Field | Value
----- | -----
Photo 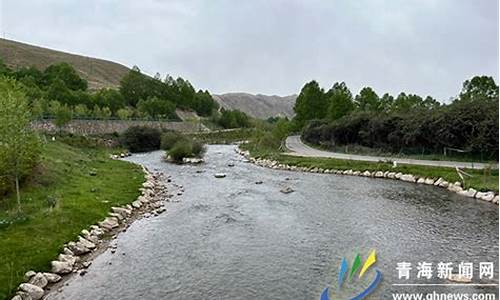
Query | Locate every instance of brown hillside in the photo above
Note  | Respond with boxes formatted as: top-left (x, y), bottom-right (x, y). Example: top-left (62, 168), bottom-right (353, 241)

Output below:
top-left (0, 38), bottom-right (130, 90)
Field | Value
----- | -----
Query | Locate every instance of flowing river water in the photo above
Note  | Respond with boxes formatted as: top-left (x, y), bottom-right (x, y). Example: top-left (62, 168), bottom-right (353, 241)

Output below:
top-left (48, 145), bottom-right (499, 299)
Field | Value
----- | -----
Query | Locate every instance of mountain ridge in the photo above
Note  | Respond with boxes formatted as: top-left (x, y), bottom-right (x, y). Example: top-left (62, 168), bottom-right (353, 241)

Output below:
top-left (212, 92), bottom-right (296, 119)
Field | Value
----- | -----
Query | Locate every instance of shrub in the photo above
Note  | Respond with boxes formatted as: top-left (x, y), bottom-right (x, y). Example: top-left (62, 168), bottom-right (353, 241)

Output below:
top-left (169, 140), bottom-right (193, 162)
top-left (191, 141), bottom-right (206, 157)
top-left (121, 126), bottom-right (161, 152)
top-left (160, 131), bottom-right (183, 150)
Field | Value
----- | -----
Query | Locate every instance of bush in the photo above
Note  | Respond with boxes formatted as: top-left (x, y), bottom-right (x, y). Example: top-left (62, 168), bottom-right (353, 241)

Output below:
top-left (191, 141), bottom-right (206, 157)
top-left (169, 140), bottom-right (193, 162)
top-left (167, 138), bottom-right (206, 163)
top-left (121, 126), bottom-right (161, 152)
top-left (160, 131), bottom-right (183, 150)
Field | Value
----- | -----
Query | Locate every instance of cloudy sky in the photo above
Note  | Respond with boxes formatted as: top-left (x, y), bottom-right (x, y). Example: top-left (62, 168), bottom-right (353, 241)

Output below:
top-left (0, 0), bottom-right (498, 101)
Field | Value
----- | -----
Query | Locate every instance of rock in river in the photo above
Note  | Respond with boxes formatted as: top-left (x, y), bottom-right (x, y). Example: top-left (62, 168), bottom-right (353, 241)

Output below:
top-left (280, 187), bottom-right (294, 194)
top-left (214, 173), bottom-right (226, 178)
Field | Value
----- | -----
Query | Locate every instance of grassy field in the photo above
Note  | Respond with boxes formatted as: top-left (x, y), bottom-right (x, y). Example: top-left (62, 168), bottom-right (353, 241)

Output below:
top-left (241, 143), bottom-right (499, 193)
top-left (0, 139), bottom-right (144, 299)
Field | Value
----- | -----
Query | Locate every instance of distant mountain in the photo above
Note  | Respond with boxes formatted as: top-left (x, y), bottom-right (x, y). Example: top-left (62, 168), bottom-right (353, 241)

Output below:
top-left (0, 38), bottom-right (130, 90)
top-left (212, 93), bottom-right (296, 119)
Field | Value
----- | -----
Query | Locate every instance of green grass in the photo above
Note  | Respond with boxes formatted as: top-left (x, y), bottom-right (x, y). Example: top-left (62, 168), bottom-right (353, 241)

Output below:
top-left (241, 143), bottom-right (499, 193)
top-left (0, 140), bottom-right (144, 299)
top-left (189, 128), bottom-right (255, 144)
top-left (305, 141), bottom-right (497, 164)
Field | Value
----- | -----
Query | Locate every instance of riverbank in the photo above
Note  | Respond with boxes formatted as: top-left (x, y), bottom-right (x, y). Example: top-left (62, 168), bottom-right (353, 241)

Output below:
top-left (237, 145), bottom-right (499, 203)
top-left (0, 140), bottom-right (149, 299)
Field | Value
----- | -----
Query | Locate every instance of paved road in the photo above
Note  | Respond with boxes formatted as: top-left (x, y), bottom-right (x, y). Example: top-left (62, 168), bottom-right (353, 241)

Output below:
top-left (285, 135), bottom-right (498, 170)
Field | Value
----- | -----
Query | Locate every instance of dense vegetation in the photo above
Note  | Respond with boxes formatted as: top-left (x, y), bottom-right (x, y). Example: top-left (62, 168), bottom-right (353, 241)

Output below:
top-left (160, 131), bottom-right (205, 162)
top-left (294, 76), bottom-right (499, 161)
top-left (121, 126), bottom-right (161, 153)
top-left (0, 59), bottom-right (219, 121)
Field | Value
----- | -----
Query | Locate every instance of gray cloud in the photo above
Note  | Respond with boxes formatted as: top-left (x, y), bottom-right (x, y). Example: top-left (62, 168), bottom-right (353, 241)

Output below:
top-left (1, 0), bottom-right (497, 101)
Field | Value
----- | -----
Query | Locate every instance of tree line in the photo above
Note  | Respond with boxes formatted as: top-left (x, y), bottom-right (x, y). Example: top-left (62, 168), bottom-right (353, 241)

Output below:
top-left (294, 76), bottom-right (499, 160)
top-left (0, 60), bottom-right (220, 121)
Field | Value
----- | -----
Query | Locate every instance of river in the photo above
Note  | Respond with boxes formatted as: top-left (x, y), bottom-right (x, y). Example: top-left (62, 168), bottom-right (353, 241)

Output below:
top-left (47, 145), bottom-right (499, 299)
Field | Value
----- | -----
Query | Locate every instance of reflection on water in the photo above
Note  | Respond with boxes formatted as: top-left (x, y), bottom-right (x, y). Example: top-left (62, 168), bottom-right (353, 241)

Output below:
top-left (48, 145), bottom-right (499, 300)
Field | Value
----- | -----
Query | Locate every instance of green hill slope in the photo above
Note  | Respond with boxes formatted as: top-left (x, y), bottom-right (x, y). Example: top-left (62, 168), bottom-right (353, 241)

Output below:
top-left (0, 38), bottom-right (130, 90)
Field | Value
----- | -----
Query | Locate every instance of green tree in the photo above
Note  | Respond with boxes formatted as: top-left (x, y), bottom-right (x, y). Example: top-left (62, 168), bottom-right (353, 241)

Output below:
top-left (54, 104), bottom-right (72, 131)
top-left (379, 93), bottom-right (394, 112)
top-left (119, 66), bottom-right (151, 107)
top-left (293, 80), bottom-right (327, 127)
top-left (0, 77), bottom-right (41, 211)
top-left (117, 107), bottom-right (134, 120)
top-left (354, 87), bottom-right (381, 111)
top-left (43, 62), bottom-right (87, 91)
top-left (326, 82), bottom-right (354, 121)
top-left (73, 104), bottom-right (89, 118)
top-left (93, 88), bottom-right (125, 114)
top-left (137, 97), bottom-right (176, 119)
top-left (459, 76), bottom-right (499, 102)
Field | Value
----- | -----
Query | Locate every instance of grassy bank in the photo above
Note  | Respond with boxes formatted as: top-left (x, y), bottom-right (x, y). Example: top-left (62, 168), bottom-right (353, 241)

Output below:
top-left (241, 142), bottom-right (499, 193)
top-left (0, 139), bottom-right (144, 298)
top-left (189, 128), bottom-right (255, 144)
top-left (304, 140), bottom-right (497, 164)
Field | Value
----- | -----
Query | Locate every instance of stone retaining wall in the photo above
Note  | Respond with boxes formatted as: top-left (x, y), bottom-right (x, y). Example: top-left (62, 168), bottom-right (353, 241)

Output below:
top-left (31, 119), bottom-right (206, 135)
top-left (235, 148), bottom-right (499, 205)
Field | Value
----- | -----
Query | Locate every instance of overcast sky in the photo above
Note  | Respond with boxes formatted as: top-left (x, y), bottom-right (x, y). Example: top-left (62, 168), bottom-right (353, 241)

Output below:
top-left (0, 0), bottom-right (498, 101)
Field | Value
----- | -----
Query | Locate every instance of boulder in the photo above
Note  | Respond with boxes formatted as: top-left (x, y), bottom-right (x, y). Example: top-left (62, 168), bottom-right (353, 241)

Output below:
top-left (362, 171), bottom-right (371, 177)
top-left (416, 177), bottom-right (425, 184)
top-left (10, 295), bottom-right (23, 300)
top-left (111, 207), bottom-right (131, 217)
top-left (280, 187), bottom-right (294, 194)
top-left (438, 181), bottom-right (449, 188)
top-left (400, 174), bottom-right (416, 182)
top-left (434, 178), bottom-right (444, 186)
top-left (352, 171), bottom-right (360, 176)
top-left (23, 270), bottom-right (36, 282)
top-left (492, 196), bottom-right (499, 204)
top-left (374, 171), bottom-right (384, 178)
top-left (183, 157), bottom-right (204, 164)
top-left (78, 236), bottom-right (96, 249)
top-left (131, 201), bottom-right (142, 209)
top-left (28, 273), bottom-right (47, 289)
top-left (447, 184), bottom-right (463, 193)
top-left (42, 272), bottom-right (61, 283)
top-left (67, 241), bottom-right (90, 255)
top-left (108, 212), bottom-right (124, 221)
top-left (18, 283), bottom-right (44, 300)
top-left (395, 172), bottom-right (403, 179)
top-left (214, 173), bottom-right (226, 178)
top-left (453, 181), bottom-right (462, 187)
top-left (57, 254), bottom-right (77, 266)
top-left (387, 172), bottom-right (396, 179)
top-left (458, 188), bottom-right (477, 198)
top-left (14, 292), bottom-right (34, 300)
top-left (475, 191), bottom-right (495, 202)
top-left (424, 178), bottom-right (435, 185)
